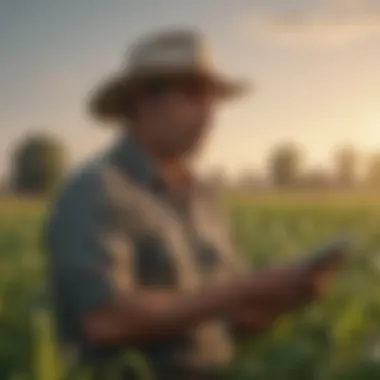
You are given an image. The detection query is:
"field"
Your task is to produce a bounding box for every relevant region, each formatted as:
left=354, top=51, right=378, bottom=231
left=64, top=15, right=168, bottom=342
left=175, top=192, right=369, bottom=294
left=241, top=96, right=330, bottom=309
left=2, top=192, right=380, bottom=379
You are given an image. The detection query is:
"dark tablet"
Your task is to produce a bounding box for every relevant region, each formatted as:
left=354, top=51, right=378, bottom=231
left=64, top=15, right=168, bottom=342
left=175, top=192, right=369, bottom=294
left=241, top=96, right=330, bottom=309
left=297, top=236, right=352, bottom=274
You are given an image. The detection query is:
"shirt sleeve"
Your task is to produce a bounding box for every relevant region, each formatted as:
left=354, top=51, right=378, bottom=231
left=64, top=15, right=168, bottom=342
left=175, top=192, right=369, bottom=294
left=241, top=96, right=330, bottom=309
left=46, top=168, right=135, bottom=324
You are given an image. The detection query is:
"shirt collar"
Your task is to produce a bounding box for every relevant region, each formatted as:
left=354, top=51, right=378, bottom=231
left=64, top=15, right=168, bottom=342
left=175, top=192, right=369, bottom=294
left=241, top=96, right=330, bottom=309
left=111, top=134, right=166, bottom=192
left=110, top=134, right=204, bottom=198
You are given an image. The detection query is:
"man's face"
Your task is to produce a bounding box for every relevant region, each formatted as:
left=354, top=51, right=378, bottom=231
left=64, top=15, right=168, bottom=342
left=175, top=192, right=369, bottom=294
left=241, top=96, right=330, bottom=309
left=138, top=78, right=219, bottom=158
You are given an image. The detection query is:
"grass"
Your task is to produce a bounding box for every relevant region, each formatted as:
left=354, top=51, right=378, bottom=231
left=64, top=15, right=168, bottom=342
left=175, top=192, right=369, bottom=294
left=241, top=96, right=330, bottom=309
left=1, top=191, right=380, bottom=379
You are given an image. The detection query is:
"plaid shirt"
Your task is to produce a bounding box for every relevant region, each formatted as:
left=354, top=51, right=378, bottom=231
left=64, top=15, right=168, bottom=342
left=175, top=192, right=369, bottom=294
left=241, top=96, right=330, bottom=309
left=46, top=136, right=247, bottom=376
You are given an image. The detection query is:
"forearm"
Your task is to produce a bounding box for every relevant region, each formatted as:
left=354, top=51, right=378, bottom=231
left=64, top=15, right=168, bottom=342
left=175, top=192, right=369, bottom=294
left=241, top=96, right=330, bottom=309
left=84, top=265, right=310, bottom=345
left=84, top=275, right=254, bottom=344
left=232, top=308, right=281, bottom=335
left=231, top=289, right=311, bottom=334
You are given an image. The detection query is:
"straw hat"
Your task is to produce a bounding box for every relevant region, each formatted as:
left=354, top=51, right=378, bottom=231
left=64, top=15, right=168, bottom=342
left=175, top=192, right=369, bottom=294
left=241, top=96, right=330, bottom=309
left=89, top=29, right=249, bottom=120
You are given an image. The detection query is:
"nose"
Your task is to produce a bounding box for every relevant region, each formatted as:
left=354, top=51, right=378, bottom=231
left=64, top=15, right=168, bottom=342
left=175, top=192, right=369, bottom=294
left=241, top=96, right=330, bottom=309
left=195, top=92, right=215, bottom=113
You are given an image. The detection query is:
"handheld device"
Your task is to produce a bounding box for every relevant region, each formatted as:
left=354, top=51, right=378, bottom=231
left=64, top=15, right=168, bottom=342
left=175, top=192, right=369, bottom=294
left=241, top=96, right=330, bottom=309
left=297, top=235, right=352, bottom=274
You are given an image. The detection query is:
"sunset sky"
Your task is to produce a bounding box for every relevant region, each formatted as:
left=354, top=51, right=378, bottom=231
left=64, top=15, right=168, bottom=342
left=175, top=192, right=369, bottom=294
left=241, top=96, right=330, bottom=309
left=1, top=0, right=380, bottom=178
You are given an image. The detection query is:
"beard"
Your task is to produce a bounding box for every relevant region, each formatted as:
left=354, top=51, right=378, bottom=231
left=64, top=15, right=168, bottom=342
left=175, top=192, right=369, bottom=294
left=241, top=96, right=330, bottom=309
left=157, top=125, right=208, bottom=160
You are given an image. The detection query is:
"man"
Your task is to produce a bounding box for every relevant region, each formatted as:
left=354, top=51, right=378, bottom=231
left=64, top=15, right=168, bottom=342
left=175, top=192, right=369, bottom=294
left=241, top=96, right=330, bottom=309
left=46, top=29, right=342, bottom=380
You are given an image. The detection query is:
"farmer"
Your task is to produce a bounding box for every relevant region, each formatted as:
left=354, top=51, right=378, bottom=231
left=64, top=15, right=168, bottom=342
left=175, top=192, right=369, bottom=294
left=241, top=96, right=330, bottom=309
left=46, top=29, right=341, bottom=380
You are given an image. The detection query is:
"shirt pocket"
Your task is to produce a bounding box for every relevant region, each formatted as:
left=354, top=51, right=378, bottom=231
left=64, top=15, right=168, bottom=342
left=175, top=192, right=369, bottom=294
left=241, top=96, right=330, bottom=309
left=134, top=234, right=178, bottom=287
left=194, top=240, right=220, bottom=275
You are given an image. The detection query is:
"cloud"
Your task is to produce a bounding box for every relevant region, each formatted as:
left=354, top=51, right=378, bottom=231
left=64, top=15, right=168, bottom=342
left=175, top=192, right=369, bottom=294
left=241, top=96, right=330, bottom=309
left=237, top=0, right=380, bottom=46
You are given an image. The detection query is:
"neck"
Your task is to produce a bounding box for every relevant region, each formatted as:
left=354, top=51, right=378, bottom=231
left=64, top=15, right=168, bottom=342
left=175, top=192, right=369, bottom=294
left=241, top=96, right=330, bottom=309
left=128, top=130, right=193, bottom=194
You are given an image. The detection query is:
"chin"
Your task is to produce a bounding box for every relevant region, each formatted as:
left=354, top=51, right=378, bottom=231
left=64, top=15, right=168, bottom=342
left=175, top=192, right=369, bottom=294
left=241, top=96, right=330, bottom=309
left=181, top=143, right=200, bottom=158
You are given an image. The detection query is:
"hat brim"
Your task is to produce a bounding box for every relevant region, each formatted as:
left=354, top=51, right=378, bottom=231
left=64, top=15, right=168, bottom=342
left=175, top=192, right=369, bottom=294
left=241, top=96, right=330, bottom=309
left=88, top=69, right=250, bottom=121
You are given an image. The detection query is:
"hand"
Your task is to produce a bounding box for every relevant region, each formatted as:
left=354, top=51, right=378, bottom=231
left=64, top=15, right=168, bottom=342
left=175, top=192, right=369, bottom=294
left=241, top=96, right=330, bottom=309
left=256, top=265, right=314, bottom=308
left=308, top=253, right=345, bottom=298
left=302, top=237, right=349, bottom=298
left=235, top=264, right=340, bottom=333
left=262, top=259, right=342, bottom=309
left=234, top=266, right=314, bottom=331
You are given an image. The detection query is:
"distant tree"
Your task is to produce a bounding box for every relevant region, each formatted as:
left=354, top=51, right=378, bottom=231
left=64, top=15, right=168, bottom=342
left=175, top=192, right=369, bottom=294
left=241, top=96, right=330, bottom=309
left=301, top=168, right=332, bottom=190
left=205, top=167, right=228, bottom=190
left=11, top=133, right=66, bottom=194
left=0, top=179, right=9, bottom=195
left=269, top=144, right=303, bottom=188
left=333, top=146, right=358, bottom=187
left=238, top=170, right=264, bottom=191
left=366, top=153, right=380, bottom=188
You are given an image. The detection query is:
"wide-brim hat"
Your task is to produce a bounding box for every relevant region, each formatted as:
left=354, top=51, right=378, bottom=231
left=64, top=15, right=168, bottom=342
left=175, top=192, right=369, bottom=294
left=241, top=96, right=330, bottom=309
left=89, top=29, right=250, bottom=121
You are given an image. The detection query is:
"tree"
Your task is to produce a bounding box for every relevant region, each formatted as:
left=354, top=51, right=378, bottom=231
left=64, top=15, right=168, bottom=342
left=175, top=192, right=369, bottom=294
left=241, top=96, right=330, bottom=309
left=333, top=146, right=358, bottom=187
left=238, top=170, right=264, bottom=191
left=366, top=153, right=380, bottom=188
left=204, top=167, right=228, bottom=190
left=301, top=168, right=332, bottom=190
left=268, top=144, right=303, bottom=188
left=11, top=133, right=66, bottom=194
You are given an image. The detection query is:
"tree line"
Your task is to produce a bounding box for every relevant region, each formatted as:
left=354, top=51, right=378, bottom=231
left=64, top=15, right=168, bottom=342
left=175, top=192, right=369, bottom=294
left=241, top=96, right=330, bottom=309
left=269, top=144, right=380, bottom=189
left=3, top=134, right=380, bottom=195
left=209, top=144, right=380, bottom=191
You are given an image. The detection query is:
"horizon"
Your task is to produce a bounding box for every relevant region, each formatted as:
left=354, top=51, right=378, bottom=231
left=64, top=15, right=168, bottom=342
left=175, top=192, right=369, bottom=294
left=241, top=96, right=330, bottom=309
left=1, top=0, right=380, bottom=180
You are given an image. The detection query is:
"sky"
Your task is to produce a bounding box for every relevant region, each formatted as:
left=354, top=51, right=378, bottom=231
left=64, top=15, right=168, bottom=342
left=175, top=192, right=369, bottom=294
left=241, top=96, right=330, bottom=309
left=1, top=0, right=380, bottom=179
